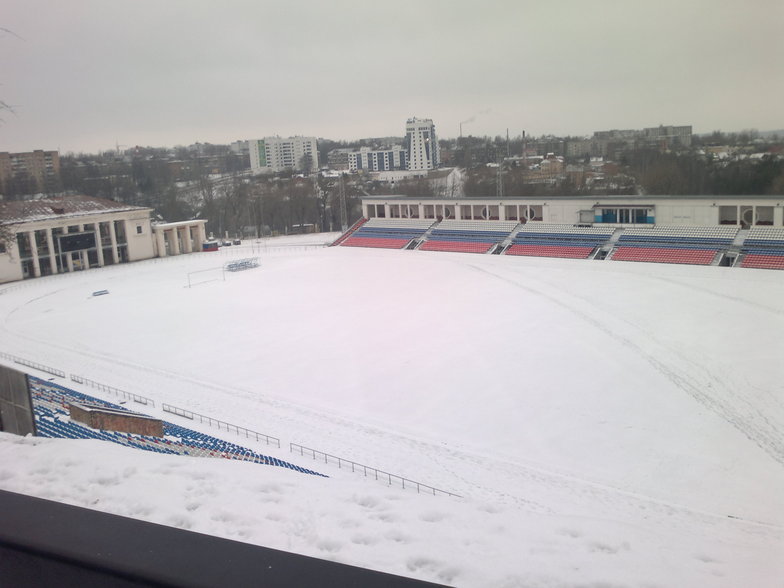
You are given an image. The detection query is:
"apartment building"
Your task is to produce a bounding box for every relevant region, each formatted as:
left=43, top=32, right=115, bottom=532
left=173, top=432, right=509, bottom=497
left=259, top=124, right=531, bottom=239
left=348, top=146, right=408, bottom=172
left=0, top=150, right=61, bottom=195
left=249, top=137, right=319, bottom=173
left=405, top=118, right=439, bottom=171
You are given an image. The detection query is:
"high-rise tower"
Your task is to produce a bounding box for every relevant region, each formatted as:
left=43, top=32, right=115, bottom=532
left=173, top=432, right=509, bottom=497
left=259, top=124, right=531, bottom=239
left=405, top=118, right=439, bottom=171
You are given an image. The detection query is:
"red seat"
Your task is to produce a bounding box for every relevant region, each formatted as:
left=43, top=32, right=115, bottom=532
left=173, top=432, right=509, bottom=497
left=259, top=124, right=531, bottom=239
left=612, top=247, right=716, bottom=265
left=341, top=236, right=410, bottom=249
left=740, top=254, right=784, bottom=270
left=504, top=244, right=593, bottom=259
left=419, top=241, right=492, bottom=254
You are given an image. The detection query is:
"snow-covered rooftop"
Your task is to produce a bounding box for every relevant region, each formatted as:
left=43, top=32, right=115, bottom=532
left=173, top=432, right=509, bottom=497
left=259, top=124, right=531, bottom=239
left=0, top=195, right=150, bottom=225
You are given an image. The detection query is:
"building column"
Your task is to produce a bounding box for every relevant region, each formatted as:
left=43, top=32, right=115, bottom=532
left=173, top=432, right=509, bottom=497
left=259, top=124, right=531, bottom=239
left=196, top=223, right=206, bottom=250
left=27, top=231, right=41, bottom=278
left=78, top=224, right=88, bottom=269
left=109, top=221, right=119, bottom=263
left=155, top=229, right=167, bottom=257
left=63, top=226, right=74, bottom=272
left=95, top=222, right=105, bottom=267
left=182, top=227, right=193, bottom=253
left=45, top=228, right=58, bottom=274
left=499, top=204, right=506, bottom=221
left=170, top=229, right=180, bottom=255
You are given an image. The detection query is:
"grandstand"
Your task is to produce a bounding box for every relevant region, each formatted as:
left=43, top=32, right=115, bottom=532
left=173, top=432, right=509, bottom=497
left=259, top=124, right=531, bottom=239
left=340, top=218, right=434, bottom=250
left=29, top=377, right=325, bottom=476
left=418, top=220, right=518, bottom=254
left=335, top=195, right=784, bottom=270
left=506, top=224, right=615, bottom=259
left=740, top=227, right=784, bottom=270
left=610, top=225, right=739, bottom=265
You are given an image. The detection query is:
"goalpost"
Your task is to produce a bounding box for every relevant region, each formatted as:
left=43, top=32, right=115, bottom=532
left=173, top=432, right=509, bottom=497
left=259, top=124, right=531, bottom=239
left=186, top=266, right=225, bottom=288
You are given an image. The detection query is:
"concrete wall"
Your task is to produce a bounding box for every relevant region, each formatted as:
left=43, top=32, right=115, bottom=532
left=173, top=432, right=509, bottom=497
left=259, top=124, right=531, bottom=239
left=69, top=403, right=164, bottom=437
left=125, top=214, right=155, bottom=262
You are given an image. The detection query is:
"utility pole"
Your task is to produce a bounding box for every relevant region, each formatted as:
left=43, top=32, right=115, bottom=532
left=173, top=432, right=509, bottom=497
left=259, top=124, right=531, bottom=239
left=339, top=175, right=348, bottom=232
left=496, top=158, right=504, bottom=198
left=522, top=130, right=528, bottom=170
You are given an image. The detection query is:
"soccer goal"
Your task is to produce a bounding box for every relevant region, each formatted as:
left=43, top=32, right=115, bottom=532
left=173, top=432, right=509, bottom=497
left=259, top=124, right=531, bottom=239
left=186, top=266, right=225, bottom=288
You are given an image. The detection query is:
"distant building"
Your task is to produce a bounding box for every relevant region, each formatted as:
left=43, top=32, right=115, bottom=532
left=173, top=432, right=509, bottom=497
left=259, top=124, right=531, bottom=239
left=405, top=118, right=439, bottom=171
left=348, top=146, right=407, bottom=172
left=326, top=148, right=352, bottom=171
left=0, top=150, right=61, bottom=195
left=642, top=125, right=692, bottom=149
left=589, top=125, right=692, bottom=158
left=249, top=137, right=319, bottom=174
left=229, top=140, right=249, bottom=156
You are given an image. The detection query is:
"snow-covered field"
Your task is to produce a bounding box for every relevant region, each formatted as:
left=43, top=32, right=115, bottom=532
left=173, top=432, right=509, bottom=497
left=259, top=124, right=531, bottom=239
left=1, top=234, right=783, bottom=587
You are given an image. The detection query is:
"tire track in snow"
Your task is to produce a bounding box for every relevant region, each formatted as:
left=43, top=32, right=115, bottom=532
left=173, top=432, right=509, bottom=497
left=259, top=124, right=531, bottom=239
left=467, top=263, right=784, bottom=469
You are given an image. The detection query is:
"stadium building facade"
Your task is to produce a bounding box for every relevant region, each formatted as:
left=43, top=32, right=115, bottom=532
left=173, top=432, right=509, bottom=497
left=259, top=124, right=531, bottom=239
left=360, top=195, right=782, bottom=227
left=0, top=195, right=207, bottom=284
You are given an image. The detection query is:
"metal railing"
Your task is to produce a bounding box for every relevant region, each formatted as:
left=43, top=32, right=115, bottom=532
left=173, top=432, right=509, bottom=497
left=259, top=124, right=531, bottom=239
left=69, top=374, right=155, bottom=407
left=289, top=443, right=461, bottom=498
left=162, top=403, right=280, bottom=448
left=0, top=351, right=66, bottom=378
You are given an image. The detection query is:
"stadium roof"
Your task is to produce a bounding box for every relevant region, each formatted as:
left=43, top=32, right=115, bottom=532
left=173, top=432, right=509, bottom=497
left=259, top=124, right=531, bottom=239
left=0, top=195, right=151, bottom=225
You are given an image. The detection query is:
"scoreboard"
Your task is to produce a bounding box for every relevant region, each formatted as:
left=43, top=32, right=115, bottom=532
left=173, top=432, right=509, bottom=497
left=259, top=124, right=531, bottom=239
left=58, top=232, right=96, bottom=253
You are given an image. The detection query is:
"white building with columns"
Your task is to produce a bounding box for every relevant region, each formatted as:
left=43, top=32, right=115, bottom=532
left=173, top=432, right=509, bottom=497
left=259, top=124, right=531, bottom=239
left=0, top=195, right=207, bottom=284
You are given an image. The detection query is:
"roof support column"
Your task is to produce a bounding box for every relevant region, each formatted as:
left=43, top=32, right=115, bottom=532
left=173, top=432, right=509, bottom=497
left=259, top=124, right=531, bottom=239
left=78, top=224, right=88, bottom=269
left=109, top=221, right=119, bottom=264
left=27, top=231, right=41, bottom=278
left=95, top=222, right=105, bottom=267
left=196, top=223, right=206, bottom=251
left=45, top=228, right=58, bottom=274
left=63, top=225, right=74, bottom=272
left=155, top=228, right=166, bottom=257
left=182, top=227, right=193, bottom=253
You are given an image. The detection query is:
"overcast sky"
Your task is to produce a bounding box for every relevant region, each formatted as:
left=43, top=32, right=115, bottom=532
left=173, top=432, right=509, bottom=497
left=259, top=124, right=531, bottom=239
left=2, top=0, right=782, bottom=154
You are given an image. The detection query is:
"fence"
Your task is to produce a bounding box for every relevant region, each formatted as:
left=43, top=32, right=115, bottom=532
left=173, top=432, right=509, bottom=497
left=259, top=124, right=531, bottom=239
left=0, top=351, right=66, bottom=378
left=162, top=404, right=280, bottom=448
left=69, top=375, right=155, bottom=407
left=289, top=443, right=461, bottom=498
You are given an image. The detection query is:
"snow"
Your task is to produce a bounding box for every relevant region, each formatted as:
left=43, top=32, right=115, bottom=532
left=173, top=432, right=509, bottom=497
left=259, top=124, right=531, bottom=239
left=1, top=234, right=783, bottom=587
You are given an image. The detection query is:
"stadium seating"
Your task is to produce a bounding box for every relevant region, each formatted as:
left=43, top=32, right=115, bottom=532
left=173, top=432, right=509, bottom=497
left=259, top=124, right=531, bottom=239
left=330, top=217, right=367, bottom=246
left=740, top=227, right=784, bottom=270
left=28, top=378, right=324, bottom=476
left=340, top=218, right=434, bottom=250
left=610, top=225, right=737, bottom=266
left=505, top=244, right=596, bottom=259
left=336, top=216, right=784, bottom=271
left=611, top=246, right=717, bottom=265
left=505, top=224, right=614, bottom=259
left=419, top=220, right=518, bottom=254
